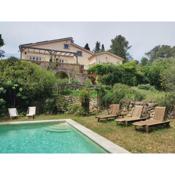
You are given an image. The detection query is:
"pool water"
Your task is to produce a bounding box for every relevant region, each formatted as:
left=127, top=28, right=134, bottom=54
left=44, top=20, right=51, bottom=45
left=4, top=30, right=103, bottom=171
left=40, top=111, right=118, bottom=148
left=0, top=122, right=107, bottom=153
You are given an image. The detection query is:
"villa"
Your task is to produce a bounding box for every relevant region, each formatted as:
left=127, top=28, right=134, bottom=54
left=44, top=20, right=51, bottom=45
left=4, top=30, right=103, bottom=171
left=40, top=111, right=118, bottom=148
left=19, top=37, right=124, bottom=70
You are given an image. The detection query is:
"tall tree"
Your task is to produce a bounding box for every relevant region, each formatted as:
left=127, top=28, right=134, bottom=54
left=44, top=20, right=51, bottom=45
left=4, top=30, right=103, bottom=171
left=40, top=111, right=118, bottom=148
left=146, top=45, right=175, bottom=62
left=101, top=44, right=105, bottom=52
left=0, top=34, right=4, bottom=47
left=84, top=43, right=90, bottom=51
left=94, top=41, right=101, bottom=53
left=0, top=34, right=5, bottom=57
left=140, top=57, right=149, bottom=66
left=110, top=35, right=131, bottom=61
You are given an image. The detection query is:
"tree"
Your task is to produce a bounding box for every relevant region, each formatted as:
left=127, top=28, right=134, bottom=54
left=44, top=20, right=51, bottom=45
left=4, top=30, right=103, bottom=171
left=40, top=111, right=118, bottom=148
left=161, top=65, right=175, bottom=91
left=146, top=45, right=175, bottom=61
left=94, top=41, right=101, bottom=53
left=0, top=58, right=57, bottom=115
left=0, top=34, right=4, bottom=47
left=84, top=43, right=90, bottom=51
left=101, top=44, right=105, bottom=52
left=79, top=88, right=90, bottom=115
left=0, top=34, right=5, bottom=58
left=140, top=57, right=149, bottom=66
left=88, top=61, right=144, bottom=86
left=144, top=58, right=171, bottom=89
left=110, top=35, right=131, bottom=61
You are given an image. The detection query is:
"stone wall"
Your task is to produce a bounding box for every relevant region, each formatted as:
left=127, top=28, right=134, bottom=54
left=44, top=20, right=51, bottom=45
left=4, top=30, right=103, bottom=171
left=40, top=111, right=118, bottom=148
left=28, top=60, right=89, bottom=84
left=119, top=100, right=158, bottom=118
left=64, top=95, right=98, bottom=113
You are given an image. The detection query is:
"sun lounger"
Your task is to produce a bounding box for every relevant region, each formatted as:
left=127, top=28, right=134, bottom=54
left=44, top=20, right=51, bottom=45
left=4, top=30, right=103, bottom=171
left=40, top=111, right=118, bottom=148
left=26, top=106, right=36, bottom=119
left=115, top=105, right=147, bottom=126
left=96, top=104, right=120, bottom=122
left=133, top=106, right=170, bottom=133
left=8, top=108, right=19, bottom=119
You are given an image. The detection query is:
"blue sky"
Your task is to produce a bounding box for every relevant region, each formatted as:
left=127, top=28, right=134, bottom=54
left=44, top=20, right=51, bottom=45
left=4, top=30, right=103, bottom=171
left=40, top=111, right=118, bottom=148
left=1, top=22, right=175, bottom=60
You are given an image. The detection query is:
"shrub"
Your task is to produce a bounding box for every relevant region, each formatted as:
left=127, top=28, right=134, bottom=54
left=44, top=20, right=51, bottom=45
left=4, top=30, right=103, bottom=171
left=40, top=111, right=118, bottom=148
left=79, top=88, right=90, bottom=115
left=0, top=59, right=57, bottom=115
left=88, top=61, right=145, bottom=86
left=101, top=83, right=144, bottom=107
left=137, top=84, right=156, bottom=91
left=67, top=104, right=80, bottom=114
left=112, top=83, right=144, bottom=102
left=161, top=65, right=175, bottom=91
left=157, top=93, right=175, bottom=113
left=144, top=58, right=173, bottom=90
left=96, top=85, right=107, bottom=108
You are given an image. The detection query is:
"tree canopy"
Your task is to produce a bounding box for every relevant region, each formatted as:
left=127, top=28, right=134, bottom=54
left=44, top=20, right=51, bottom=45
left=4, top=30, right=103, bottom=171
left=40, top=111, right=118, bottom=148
left=140, top=57, right=149, bottom=66
left=94, top=41, right=101, bottom=53
left=110, top=35, right=131, bottom=61
left=146, top=45, right=175, bottom=61
left=0, top=34, right=5, bottom=57
left=101, top=44, right=105, bottom=52
left=0, top=58, right=57, bottom=115
left=0, top=34, right=4, bottom=47
left=84, top=43, right=90, bottom=51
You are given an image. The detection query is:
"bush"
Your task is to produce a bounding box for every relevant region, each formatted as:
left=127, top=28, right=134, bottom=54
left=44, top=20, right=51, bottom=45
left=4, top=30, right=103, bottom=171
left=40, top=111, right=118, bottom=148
left=143, top=58, right=174, bottom=90
left=161, top=65, right=175, bottom=91
left=79, top=88, right=90, bottom=115
left=101, top=83, right=144, bottom=107
left=66, top=104, right=89, bottom=116
left=88, top=61, right=145, bottom=86
left=157, top=93, right=175, bottom=113
left=67, top=104, right=80, bottom=114
left=137, top=84, right=156, bottom=91
left=0, top=59, right=57, bottom=115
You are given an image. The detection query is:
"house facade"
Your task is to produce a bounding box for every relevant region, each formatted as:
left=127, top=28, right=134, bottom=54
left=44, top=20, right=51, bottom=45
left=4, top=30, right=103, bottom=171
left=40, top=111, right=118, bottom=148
left=19, top=37, right=123, bottom=70
left=88, top=52, right=123, bottom=66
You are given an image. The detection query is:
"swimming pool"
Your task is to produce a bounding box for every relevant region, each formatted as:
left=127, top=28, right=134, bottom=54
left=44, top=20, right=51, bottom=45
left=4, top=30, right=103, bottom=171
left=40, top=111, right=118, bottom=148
left=0, top=119, right=128, bottom=153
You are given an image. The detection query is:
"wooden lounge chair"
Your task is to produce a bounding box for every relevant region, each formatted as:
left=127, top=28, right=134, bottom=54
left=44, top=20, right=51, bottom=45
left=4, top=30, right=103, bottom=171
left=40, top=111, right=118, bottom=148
left=96, top=104, right=120, bottom=122
left=26, top=106, right=36, bottom=119
left=8, top=108, right=19, bottom=119
left=133, top=106, right=170, bottom=133
left=115, top=105, right=148, bottom=126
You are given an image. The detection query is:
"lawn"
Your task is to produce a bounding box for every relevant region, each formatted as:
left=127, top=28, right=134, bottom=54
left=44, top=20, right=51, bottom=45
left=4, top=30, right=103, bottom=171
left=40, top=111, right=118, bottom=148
left=1, top=114, right=175, bottom=153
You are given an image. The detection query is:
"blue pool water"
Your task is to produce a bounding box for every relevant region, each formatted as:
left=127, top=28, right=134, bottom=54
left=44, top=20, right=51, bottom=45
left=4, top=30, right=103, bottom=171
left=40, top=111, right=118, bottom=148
left=0, top=121, right=107, bottom=153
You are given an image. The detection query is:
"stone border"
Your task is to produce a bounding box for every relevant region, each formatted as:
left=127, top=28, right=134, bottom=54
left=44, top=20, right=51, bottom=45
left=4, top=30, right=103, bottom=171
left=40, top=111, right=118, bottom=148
left=0, top=119, right=129, bottom=153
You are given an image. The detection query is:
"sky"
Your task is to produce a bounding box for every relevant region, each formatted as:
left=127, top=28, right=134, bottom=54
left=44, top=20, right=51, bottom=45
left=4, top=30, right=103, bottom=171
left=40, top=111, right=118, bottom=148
left=1, top=22, right=175, bottom=60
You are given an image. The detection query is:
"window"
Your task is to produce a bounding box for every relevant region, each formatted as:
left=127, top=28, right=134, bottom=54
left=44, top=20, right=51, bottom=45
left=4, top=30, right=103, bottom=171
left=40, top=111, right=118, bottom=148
left=25, top=52, right=27, bottom=55
left=33, top=57, right=35, bottom=60
left=62, top=60, right=64, bottom=63
left=64, top=44, right=69, bottom=49
left=77, top=51, right=82, bottom=56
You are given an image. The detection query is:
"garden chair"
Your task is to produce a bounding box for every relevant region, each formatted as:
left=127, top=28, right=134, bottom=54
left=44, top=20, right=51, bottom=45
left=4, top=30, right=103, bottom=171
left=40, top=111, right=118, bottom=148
left=133, top=106, right=170, bottom=133
left=96, top=104, right=120, bottom=122
left=115, top=105, right=147, bottom=126
left=26, top=106, right=36, bottom=119
left=8, top=108, right=19, bottom=119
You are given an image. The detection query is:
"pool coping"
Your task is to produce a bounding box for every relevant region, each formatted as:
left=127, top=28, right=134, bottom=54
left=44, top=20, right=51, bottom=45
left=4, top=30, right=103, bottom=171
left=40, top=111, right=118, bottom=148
left=0, top=119, right=129, bottom=153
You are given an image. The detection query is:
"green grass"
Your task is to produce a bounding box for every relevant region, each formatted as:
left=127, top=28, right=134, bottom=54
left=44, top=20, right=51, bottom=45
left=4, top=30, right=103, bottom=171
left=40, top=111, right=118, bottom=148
left=1, top=114, right=175, bottom=153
